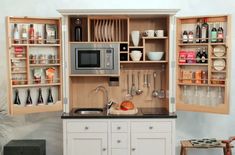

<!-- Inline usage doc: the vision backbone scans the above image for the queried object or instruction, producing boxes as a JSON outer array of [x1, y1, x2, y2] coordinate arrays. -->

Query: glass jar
[[39, 54, 46, 64], [30, 54, 37, 64]]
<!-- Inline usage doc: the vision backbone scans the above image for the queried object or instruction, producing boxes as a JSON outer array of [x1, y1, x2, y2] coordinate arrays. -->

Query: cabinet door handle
[[132, 148, 136, 151], [149, 126, 154, 130], [102, 148, 106, 151], [117, 140, 121, 143], [84, 126, 89, 130], [117, 126, 121, 130]]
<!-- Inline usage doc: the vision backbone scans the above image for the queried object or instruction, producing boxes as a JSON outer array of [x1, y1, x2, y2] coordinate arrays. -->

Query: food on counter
[[120, 100, 135, 111], [45, 67, 55, 83]]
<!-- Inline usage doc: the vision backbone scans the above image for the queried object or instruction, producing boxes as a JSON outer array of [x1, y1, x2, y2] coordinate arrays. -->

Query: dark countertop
[[61, 107, 177, 119]]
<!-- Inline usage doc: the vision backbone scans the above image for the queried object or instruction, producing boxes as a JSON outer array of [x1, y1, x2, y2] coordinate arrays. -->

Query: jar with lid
[[39, 54, 46, 64], [30, 54, 37, 64], [48, 54, 56, 64]]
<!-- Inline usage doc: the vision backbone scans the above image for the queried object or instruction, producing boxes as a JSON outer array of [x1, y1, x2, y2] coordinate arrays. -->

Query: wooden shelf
[[178, 63, 208, 66], [12, 71, 27, 74], [11, 58, 26, 60], [11, 44, 60, 47], [129, 46, 144, 49], [178, 82, 225, 87], [176, 102, 228, 114], [120, 60, 167, 64], [211, 57, 227, 59], [12, 101, 62, 115], [178, 43, 209, 46], [30, 64, 61, 67], [12, 83, 61, 88], [211, 70, 226, 73], [142, 37, 168, 39]]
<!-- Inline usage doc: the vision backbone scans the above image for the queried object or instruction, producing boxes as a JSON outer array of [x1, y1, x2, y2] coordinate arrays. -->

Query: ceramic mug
[[155, 30, 164, 37], [144, 30, 154, 37]]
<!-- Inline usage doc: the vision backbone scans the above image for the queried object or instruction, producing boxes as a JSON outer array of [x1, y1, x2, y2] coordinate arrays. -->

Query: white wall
[[0, 0, 235, 155]]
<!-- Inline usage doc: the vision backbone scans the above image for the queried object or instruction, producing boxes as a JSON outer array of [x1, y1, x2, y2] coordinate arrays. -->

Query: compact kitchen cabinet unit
[[176, 15, 231, 114], [6, 17, 63, 115], [63, 119, 175, 155], [59, 9, 178, 113]]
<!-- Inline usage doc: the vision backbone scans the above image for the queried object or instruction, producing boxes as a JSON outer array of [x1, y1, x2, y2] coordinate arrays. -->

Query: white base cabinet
[[63, 119, 175, 155]]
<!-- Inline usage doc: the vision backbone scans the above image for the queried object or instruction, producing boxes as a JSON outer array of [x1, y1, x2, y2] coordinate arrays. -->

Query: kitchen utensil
[[158, 67, 165, 99], [213, 59, 226, 71], [125, 73, 132, 100], [213, 45, 225, 57], [143, 74, 148, 87], [136, 72, 143, 95], [152, 72, 158, 97], [130, 73, 136, 96], [147, 73, 151, 88]]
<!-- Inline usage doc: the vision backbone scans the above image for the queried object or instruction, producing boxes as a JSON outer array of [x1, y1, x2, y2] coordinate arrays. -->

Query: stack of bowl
[[130, 50, 142, 61]]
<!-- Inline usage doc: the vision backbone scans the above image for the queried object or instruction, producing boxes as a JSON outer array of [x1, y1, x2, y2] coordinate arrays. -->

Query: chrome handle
[[117, 140, 121, 143], [149, 126, 153, 130], [132, 148, 136, 151], [84, 126, 89, 130], [102, 148, 106, 151], [117, 126, 121, 130]]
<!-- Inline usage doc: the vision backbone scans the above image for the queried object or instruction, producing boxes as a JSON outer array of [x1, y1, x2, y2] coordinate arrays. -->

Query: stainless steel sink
[[74, 108, 104, 115]]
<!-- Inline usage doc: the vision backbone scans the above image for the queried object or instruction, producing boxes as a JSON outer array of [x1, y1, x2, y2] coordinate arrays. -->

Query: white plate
[[111, 20, 114, 41], [94, 20, 98, 42], [104, 20, 108, 42], [97, 20, 101, 42], [213, 45, 225, 57], [213, 59, 226, 71]]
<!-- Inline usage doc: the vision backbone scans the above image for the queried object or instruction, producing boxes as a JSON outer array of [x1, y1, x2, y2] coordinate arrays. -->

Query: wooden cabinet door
[[131, 133, 171, 155], [67, 133, 107, 155]]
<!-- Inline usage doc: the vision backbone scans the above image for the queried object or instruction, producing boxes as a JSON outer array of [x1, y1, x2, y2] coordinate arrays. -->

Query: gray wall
[[0, 0, 235, 155]]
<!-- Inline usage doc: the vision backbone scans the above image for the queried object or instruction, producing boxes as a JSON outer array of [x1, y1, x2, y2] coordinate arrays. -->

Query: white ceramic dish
[[147, 51, 164, 61], [213, 59, 226, 71], [213, 45, 225, 57], [130, 53, 142, 61]]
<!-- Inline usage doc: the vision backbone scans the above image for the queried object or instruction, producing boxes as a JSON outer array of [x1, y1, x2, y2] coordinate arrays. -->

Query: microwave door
[[76, 50, 101, 69]]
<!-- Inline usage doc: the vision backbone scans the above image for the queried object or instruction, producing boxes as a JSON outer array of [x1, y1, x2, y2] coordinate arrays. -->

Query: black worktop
[[61, 108, 177, 119]]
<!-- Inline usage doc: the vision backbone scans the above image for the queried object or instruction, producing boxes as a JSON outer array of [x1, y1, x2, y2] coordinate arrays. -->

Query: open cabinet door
[[6, 16, 63, 115], [175, 15, 231, 114]]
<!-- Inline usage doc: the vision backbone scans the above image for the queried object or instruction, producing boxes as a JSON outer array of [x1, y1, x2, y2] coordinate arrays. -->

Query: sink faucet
[[95, 85, 113, 114]]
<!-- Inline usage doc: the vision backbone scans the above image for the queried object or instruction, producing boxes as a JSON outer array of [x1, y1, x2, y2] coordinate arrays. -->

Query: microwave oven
[[71, 43, 120, 75]]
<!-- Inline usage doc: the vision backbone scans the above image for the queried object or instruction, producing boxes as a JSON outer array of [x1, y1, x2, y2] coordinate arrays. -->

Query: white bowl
[[131, 50, 141, 55], [130, 53, 142, 61], [147, 52, 164, 61]]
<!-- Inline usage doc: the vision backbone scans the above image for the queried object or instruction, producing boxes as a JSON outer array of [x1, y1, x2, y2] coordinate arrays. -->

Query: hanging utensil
[[130, 73, 136, 96], [136, 71, 143, 95], [152, 72, 158, 97], [125, 73, 132, 100], [158, 67, 165, 99], [143, 73, 148, 87]]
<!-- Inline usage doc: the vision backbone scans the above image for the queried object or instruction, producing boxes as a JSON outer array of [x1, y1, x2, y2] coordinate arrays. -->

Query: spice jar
[[39, 54, 46, 64], [30, 54, 37, 64], [48, 54, 56, 64], [195, 70, 202, 84]]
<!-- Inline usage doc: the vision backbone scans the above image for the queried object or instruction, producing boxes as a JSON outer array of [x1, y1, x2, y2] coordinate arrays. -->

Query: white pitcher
[[131, 31, 140, 46]]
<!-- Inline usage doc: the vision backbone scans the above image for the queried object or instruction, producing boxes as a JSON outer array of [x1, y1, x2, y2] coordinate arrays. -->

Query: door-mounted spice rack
[[176, 15, 231, 114], [6, 16, 63, 115]]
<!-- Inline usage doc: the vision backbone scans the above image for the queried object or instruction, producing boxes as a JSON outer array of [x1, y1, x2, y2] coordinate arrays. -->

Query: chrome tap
[[95, 85, 113, 114]]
